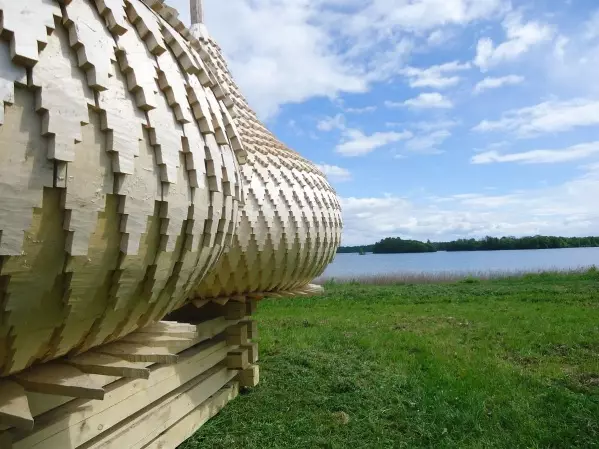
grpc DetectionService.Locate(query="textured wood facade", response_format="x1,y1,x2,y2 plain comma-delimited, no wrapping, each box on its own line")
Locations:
0,0,342,379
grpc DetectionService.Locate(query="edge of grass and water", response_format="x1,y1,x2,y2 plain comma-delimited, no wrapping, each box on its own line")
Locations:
315,265,599,285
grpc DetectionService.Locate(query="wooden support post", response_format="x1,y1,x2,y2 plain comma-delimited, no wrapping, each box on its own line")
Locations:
246,299,258,316
226,349,249,370
225,301,246,320
241,320,258,340
238,365,259,388
241,342,259,364
226,323,248,346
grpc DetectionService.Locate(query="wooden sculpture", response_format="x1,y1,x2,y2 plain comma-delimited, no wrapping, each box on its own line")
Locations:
0,0,342,379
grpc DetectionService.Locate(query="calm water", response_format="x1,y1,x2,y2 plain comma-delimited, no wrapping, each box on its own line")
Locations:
320,247,599,278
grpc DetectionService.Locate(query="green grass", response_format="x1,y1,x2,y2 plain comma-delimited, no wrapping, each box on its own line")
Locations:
180,270,599,448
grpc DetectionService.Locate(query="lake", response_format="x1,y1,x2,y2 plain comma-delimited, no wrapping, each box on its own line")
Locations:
319,247,599,279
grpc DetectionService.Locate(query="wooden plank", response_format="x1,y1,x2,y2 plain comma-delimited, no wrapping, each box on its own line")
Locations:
14,364,104,400
238,365,259,388
119,333,193,348
241,342,259,364
241,319,258,339
96,343,178,363
11,339,228,449
141,321,198,332
0,381,33,431
225,301,246,320
226,348,249,370
66,352,150,379
226,323,248,346
140,382,239,449
84,365,238,449
246,299,258,315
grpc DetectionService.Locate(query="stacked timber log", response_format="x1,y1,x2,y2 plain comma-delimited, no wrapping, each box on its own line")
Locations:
0,0,342,446
0,294,272,448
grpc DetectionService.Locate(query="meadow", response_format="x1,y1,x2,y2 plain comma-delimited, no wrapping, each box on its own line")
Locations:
181,269,599,448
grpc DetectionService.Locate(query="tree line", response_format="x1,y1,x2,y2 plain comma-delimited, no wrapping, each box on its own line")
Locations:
338,235,599,254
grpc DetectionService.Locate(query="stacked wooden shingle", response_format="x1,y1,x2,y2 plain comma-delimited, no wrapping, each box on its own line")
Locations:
0,0,340,445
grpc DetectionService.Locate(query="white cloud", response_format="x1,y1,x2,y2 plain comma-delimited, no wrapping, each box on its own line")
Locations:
474,75,524,93
336,129,412,156
345,106,377,113
472,141,599,164
474,12,554,71
388,92,453,109
167,0,510,118
584,10,599,41
405,130,451,153
411,119,461,132
400,60,471,89
473,98,599,136
317,114,346,131
340,164,599,245
315,164,352,182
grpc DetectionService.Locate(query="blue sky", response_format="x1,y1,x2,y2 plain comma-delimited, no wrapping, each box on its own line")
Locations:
171,0,599,245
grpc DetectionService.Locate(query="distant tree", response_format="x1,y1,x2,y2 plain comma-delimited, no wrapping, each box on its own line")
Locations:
339,235,599,254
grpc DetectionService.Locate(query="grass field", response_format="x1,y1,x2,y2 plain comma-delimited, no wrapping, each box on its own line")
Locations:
181,270,599,448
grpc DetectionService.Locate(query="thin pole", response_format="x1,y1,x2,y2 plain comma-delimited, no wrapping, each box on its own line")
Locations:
190,0,203,25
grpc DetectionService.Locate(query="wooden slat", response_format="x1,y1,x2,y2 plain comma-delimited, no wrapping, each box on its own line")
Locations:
0,381,33,430
225,301,246,320
96,343,178,363
136,321,199,338
84,366,238,449
66,352,150,379
11,340,228,449
141,383,239,449
226,349,249,370
226,323,248,346
241,342,259,364
238,365,259,388
14,364,104,400
120,333,193,348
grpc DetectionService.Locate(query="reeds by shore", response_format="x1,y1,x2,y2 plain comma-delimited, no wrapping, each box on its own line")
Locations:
315,265,598,285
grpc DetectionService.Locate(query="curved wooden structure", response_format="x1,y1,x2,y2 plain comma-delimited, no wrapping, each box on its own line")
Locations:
0,0,342,378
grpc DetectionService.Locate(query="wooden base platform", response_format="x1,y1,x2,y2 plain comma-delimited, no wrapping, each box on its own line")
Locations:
0,298,262,449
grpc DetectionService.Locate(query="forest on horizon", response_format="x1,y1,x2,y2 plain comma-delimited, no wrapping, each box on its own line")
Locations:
337,235,599,254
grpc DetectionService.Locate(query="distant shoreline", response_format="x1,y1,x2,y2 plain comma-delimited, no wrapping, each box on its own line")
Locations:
338,235,599,254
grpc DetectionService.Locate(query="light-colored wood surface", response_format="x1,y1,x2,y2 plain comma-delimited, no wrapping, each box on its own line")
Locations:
14,364,105,400
141,382,239,449
0,381,33,431
0,0,341,380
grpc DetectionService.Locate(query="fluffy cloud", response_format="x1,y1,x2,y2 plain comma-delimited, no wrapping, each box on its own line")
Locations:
472,141,599,164
405,130,451,153
336,129,413,156
388,92,453,109
473,99,599,136
400,61,471,89
315,164,352,182
168,0,510,118
317,114,346,131
474,12,554,71
474,75,524,93
340,164,599,245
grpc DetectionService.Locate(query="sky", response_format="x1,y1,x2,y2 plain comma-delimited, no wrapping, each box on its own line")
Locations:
169,0,599,246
